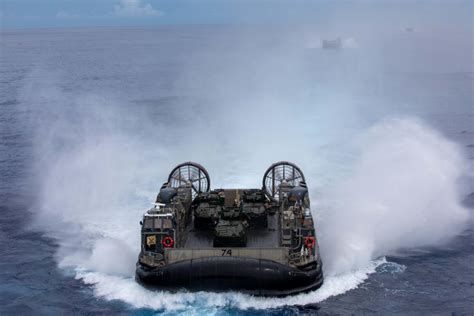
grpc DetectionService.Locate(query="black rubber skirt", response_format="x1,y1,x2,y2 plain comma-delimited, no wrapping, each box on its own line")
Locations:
136,257,323,296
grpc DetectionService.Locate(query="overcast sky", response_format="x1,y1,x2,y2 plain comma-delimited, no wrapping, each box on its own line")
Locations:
1,0,472,29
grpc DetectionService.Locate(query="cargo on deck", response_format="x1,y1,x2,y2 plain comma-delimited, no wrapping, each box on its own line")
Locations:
135,161,323,296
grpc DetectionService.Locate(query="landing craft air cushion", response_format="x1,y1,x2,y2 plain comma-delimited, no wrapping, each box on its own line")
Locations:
135,161,324,296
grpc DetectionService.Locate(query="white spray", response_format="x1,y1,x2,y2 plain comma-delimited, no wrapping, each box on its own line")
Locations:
317,118,470,276
19,28,471,310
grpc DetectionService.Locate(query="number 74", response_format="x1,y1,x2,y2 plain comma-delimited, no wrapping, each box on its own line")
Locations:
221,249,232,256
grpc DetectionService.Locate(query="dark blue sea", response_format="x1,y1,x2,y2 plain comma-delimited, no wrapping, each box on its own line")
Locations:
1,26,473,314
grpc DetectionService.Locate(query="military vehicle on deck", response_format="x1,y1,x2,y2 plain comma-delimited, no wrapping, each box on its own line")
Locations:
136,161,323,296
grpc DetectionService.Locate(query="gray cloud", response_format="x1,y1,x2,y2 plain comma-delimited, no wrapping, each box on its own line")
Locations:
113,0,162,17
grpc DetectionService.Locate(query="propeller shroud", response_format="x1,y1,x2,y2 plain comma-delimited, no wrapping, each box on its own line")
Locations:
167,162,210,198
262,161,305,201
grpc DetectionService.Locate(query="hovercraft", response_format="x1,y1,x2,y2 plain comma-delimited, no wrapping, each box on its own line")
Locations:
135,161,323,296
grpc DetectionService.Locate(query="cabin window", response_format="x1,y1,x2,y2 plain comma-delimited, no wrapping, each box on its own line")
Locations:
144,217,173,229
303,218,314,227
161,218,173,229
144,218,154,229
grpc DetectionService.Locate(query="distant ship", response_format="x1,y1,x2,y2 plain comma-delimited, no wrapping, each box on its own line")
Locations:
322,38,342,50
135,161,324,296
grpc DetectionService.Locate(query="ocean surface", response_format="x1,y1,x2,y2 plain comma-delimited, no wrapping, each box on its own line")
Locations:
0,26,473,314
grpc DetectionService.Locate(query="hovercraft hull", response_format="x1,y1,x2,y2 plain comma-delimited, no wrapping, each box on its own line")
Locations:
136,256,323,296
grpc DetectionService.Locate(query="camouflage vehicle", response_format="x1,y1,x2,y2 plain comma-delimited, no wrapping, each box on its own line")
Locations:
136,161,323,296
241,189,269,227
213,219,248,247
192,189,224,229
211,198,247,247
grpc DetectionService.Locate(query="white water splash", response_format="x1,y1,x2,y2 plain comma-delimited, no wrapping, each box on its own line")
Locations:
317,118,470,276
60,118,468,311
20,31,471,311
76,257,386,311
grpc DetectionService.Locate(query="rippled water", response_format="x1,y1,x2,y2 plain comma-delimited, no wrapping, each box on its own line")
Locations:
0,26,473,314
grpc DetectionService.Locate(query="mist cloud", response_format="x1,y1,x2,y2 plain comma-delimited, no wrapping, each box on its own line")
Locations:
318,118,470,275
16,20,472,310
113,0,162,17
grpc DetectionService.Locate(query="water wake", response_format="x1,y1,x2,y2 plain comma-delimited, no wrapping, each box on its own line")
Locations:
76,258,386,311
22,70,470,311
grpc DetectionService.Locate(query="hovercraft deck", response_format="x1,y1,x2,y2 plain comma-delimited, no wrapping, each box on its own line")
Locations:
136,161,324,296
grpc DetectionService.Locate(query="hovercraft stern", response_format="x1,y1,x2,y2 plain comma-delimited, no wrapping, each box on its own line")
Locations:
136,256,323,296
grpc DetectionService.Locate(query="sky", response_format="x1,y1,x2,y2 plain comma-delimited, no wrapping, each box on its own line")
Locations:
0,0,472,29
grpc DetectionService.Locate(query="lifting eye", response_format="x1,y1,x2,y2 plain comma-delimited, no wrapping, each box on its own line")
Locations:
162,236,174,248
